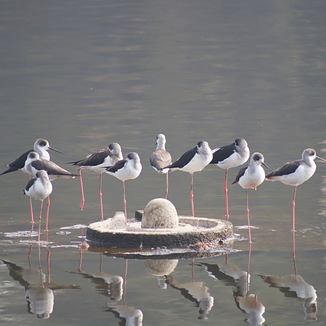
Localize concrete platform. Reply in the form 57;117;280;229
86;212;233;250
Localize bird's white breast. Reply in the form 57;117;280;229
217;152;247;169
239;165;265;189
181;152;212;173
274;163;316;186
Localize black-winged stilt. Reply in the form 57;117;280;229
24;152;77;227
24;152;77;180
23;170;53;238
105;152;142;226
150;134;172;199
1;139;62;176
210;138;250;219
232;152;271;243
164;141;213;217
265;148;326;232
69;143;123;220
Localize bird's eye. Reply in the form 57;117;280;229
253;154;262;161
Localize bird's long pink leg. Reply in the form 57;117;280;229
224;169;229;220
46;246;51;282
27;174;35;224
292;224;297;275
246;189;252;244
78;168;85;211
122;181;128;228
190;173;195;217
29;197;35;224
123;259;129;305
45;196;50;232
292;186;297;232
246;241;252;294
165;172;169;199
38;200;44;243
99;172;104;220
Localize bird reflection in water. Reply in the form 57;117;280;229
201;244;265;326
77;248;143;325
259;234;318;321
107;305;143;326
77;252;123;301
260;274;317;321
161;259;214;320
2;243;79;319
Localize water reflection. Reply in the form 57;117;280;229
200;244;265;326
107;304;143;326
260;274;317;321
77;248;143;325
144;259;178;289
2;244;79;319
77;252;123;301
259;239;318;321
167;273;214;320
145;258;214;320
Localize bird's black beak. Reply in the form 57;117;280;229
262;162;273;172
316;155;326;162
49;147;63;154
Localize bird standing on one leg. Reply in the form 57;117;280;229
1;139;62;224
1;138;62;176
23;170;53;240
24;152;78;180
150;134;172;199
24;151;77;227
105;152;142;227
210;138;250;220
68;143;123;220
232;152;271;243
265;148;326;233
164;141;213;217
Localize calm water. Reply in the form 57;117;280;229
0;0;326;325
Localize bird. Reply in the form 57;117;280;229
1;139;62;176
265;148;326;232
232;152;271;243
1;139;62;229
163;141;213;217
68;143;123;220
105;152;142;226
23;152;77;229
23;170;53;238
24;152;78;180
210;138;250;220
150;134;172;199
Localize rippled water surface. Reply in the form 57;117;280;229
0;0;326;325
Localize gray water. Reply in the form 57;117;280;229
0;0;326;325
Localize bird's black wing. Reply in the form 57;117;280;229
24;177;36;193
1;150;32;175
266;160;300;178
106;159;127;173
210;142;235;164
164;146;196;169
69;149;110;166
232;166;248;184
32;160;77;176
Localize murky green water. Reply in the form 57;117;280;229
0;0;325;325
